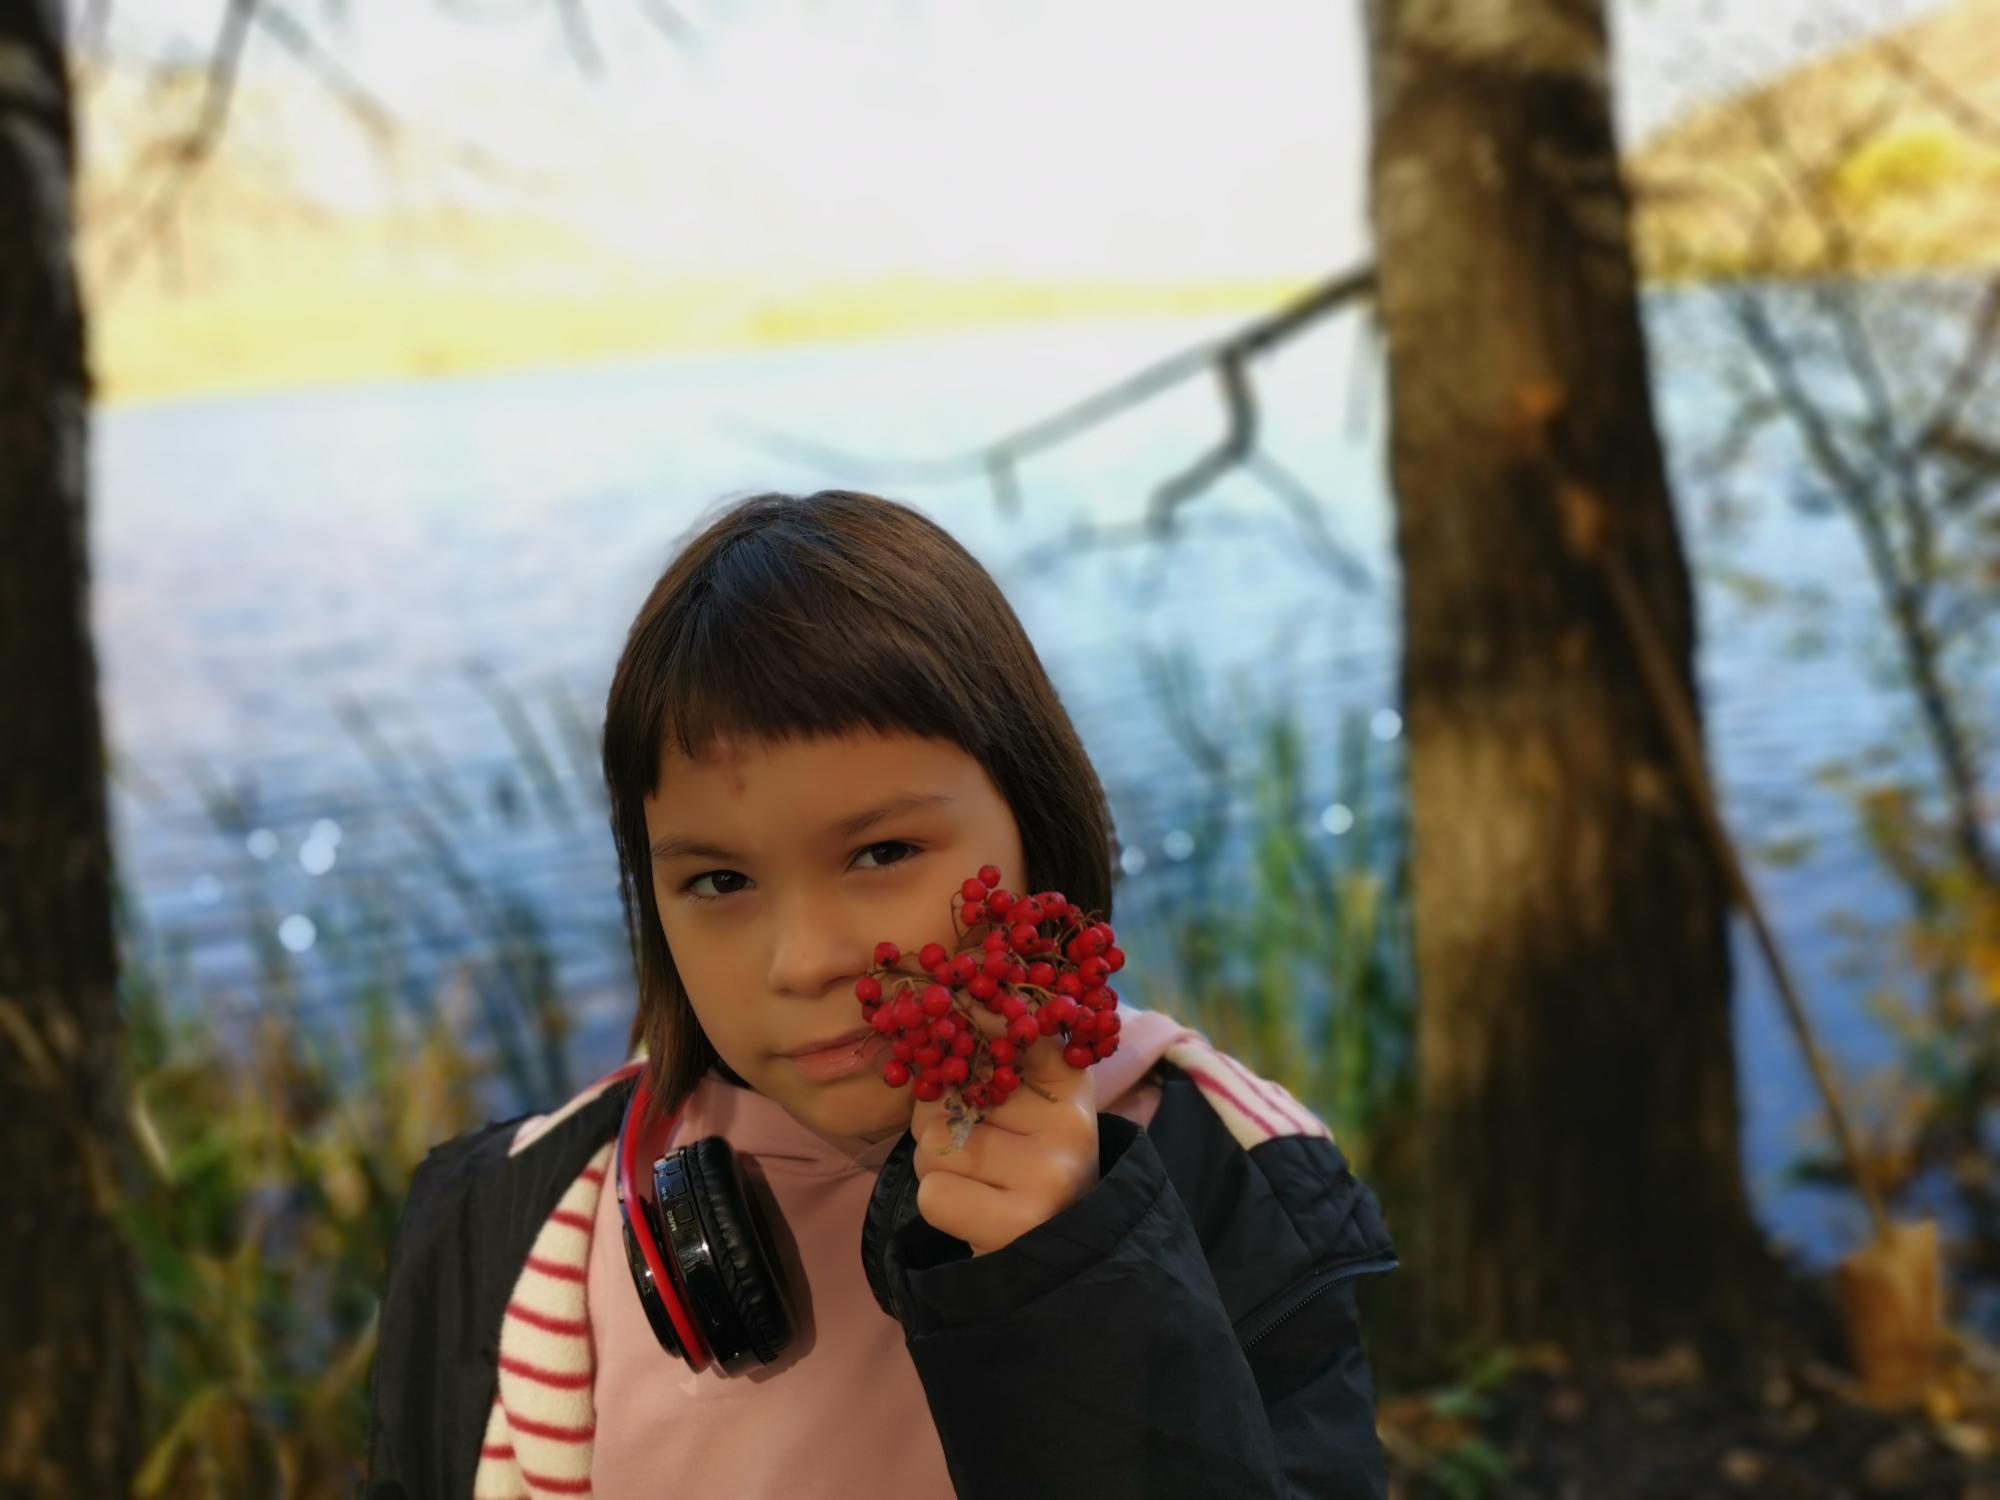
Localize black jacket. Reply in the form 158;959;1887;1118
365;1058;1399;1499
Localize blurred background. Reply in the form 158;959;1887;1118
8;0;2000;1494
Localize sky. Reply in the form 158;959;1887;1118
81;0;1952;279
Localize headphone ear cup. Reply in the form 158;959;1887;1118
860;1129;923;1322
680;1137;795;1371
621;1204;687;1361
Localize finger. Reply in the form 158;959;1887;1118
915;1167;1018;1251
910;1109;1044;1185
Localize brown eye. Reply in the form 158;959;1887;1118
854;840;919;871
683;869;749;902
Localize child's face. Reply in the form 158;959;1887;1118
644;727;1029;1145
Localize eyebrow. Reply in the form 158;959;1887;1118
648;791;958;864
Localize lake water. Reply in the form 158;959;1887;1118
91;299;1996;1295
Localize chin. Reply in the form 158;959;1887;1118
789;1076;913;1142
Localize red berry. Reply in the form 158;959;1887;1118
968;972;998;1001
986;888;1015;916
919;941;947;969
1037;1006;1062;1037
982;930;1009;953
951;953;979;983
1073;1012;1099;1042
1027;961;1056;988
950;1031;976;1057
1015;897;1043;925
891;1039;915;1063
1055;973;1084;998
998;992;1028;1021
1008;1014;1040;1049
940;1056;969;1084
914;1076;944;1102
987;1037;1016;1066
1097;1010;1121;1036
982;950;1010;978
870;1006;897;1035
1094;1035;1119;1059
882;1060;911;1086
991;1064;1019;1092
856;975;883;1003
874;941;901;967
927;1016;953;1043
1084;986;1114;1011
921;984;953;1018
1039;892;1068;918
1080;955;1110;986
1009;921;1038;950
892;995;922;1029
916;1044;943;1068
978;864;1002;888
1006;963;1028;985
1103;946;1126;973
962;902;987;926
1063;1044;1095;1069
961;878;987;903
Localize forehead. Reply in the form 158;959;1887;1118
647;728;963;807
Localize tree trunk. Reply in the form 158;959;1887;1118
1365;0;1784;1365
0;2;144;1492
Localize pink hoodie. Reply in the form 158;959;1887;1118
472;1005;1336;1499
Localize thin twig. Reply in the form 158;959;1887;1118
636;0;703;52
1875;32;2000;149
1913;274;2000;452
96;0;259;294
554;0;605;74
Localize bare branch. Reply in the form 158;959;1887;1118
723;266;1375;484
637;0;704;53
254;3;541;186
1726;290;1881;534
1146;350;1253;537
554;0;606;75
96;0;259;295
1745;98;1939;587
93;0;561;295
1875;32;2000;149
1244;450;1376;593
1913;273;2000;453
720;268;1379;597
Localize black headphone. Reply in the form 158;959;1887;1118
614;1062;928;1375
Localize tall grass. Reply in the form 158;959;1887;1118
1112;641;1419;1177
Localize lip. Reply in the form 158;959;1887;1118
782;1029;889;1082
782;1026;877;1058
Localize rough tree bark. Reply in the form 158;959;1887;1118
0;1;144;1492
1365;0;1785;1365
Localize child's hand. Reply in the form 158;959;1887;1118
908;1005;1100;1257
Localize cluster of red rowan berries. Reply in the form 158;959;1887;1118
854;864;1125;1119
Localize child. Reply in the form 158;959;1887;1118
364;489;1398;1499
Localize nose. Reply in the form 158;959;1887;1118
765;883;870;1001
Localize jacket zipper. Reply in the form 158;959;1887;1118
1239;1253;1400;1351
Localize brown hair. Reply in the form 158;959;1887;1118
601;489;1117;1126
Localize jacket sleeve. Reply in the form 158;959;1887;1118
884;1111;1395;1500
